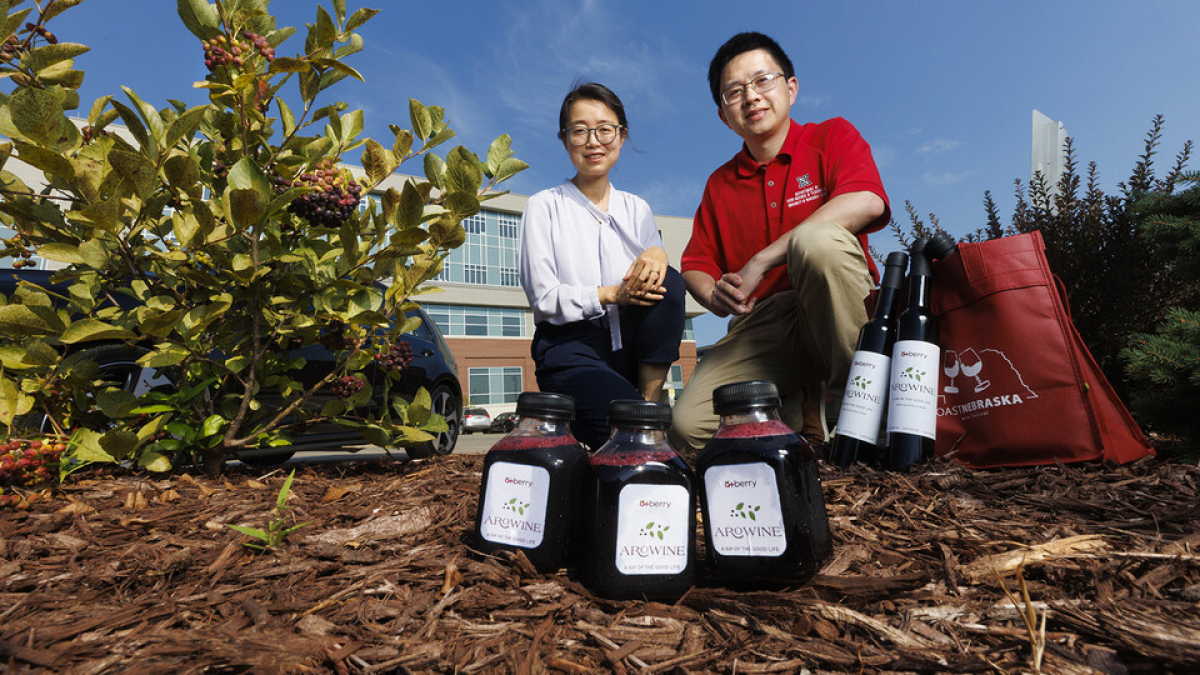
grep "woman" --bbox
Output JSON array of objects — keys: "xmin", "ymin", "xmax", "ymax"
[{"xmin": 519, "ymin": 83, "xmax": 685, "ymax": 450}]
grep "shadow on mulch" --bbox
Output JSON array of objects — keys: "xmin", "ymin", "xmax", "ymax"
[{"xmin": 2, "ymin": 448, "xmax": 1198, "ymax": 673}]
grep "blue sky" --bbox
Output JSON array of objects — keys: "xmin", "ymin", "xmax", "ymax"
[{"xmin": 49, "ymin": 0, "xmax": 1198, "ymax": 345}]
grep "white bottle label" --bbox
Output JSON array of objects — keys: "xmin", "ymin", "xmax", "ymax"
[
  {"xmin": 479, "ymin": 462, "xmax": 550, "ymax": 548},
  {"xmin": 887, "ymin": 339, "xmax": 941, "ymax": 440},
  {"xmin": 836, "ymin": 350, "xmax": 892, "ymax": 444},
  {"xmin": 615, "ymin": 483, "xmax": 690, "ymax": 575},
  {"xmin": 703, "ymin": 462, "xmax": 787, "ymax": 557}
]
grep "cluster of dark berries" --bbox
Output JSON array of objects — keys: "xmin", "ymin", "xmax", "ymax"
[
  {"xmin": 273, "ymin": 159, "xmax": 364, "ymax": 229},
  {"xmin": 80, "ymin": 125, "xmax": 113, "ymax": 145},
  {"xmin": 212, "ymin": 159, "xmax": 229, "ymax": 179},
  {"xmin": 242, "ymin": 30, "xmax": 275, "ymax": 61},
  {"xmin": 0, "ymin": 23, "xmax": 57, "ymax": 64},
  {"xmin": 25, "ymin": 22, "xmax": 57, "ymax": 44},
  {"xmin": 319, "ymin": 321, "xmax": 354, "ymax": 351},
  {"xmin": 330, "ymin": 375, "xmax": 365, "ymax": 400},
  {"xmin": 374, "ymin": 341, "xmax": 414, "ymax": 372},
  {"xmin": 0, "ymin": 437, "xmax": 65, "ymax": 494},
  {"xmin": 3, "ymin": 232, "xmax": 36, "ymax": 268},
  {"xmin": 201, "ymin": 31, "xmax": 274, "ymax": 73}
]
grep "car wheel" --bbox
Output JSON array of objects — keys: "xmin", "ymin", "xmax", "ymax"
[
  {"xmin": 406, "ymin": 384, "xmax": 460, "ymax": 458},
  {"xmin": 20, "ymin": 344, "xmax": 173, "ymax": 435}
]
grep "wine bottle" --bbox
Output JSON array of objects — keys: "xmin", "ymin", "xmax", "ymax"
[
  {"xmin": 829, "ymin": 251, "xmax": 909, "ymax": 466},
  {"xmin": 885, "ymin": 238, "xmax": 942, "ymax": 470}
]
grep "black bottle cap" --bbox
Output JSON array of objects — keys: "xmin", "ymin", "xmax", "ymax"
[
  {"xmin": 712, "ymin": 380, "xmax": 781, "ymax": 414},
  {"xmin": 516, "ymin": 392, "xmax": 575, "ymax": 420},
  {"xmin": 608, "ymin": 399, "xmax": 672, "ymax": 429},
  {"xmin": 881, "ymin": 251, "xmax": 909, "ymax": 290},
  {"xmin": 925, "ymin": 232, "xmax": 957, "ymax": 261},
  {"xmin": 909, "ymin": 250, "xmax": 932, "ymax": 277},
  {"xmin": 909, "ymin": 237, "xmax": 930, "ymax": 255}
]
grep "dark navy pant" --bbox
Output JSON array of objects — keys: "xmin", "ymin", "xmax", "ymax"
[{"xmin": 532, "ymin": 267, "xmax": 685, "ymax": 450}]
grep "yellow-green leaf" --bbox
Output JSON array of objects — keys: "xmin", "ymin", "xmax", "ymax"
[{"xmin": 61, "ymin": 318, "xmax": 136, "ymax": 344}]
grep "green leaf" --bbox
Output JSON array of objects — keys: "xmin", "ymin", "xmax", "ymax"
[
  {"xmin": 64, "ymin": 429, "xmax": 117, "ymax": 465},
  {"xmin": 227, "ymin": 524, "xmax": 270, "ymax": 541},
  {"xmin": 227, "ymin": 156, "xmax": 271, "ymax": 194},
  {"xmin": 312, "ymin": 6, "xmax": 337, "ymax": 48},
  {"xmin": 99, "ymin": 429, "xmax": 139, "ymax": 460},
  {"xmin": 486, "ymin": 134, "xmax": 514, "ymax": 176},
  {"xmin": 36, "ymin": 243, "xmax": 84, "ymax": 264},
  {"xmin": 137, "ymin": 345, "xmax": 191, "ymax": 368},
  {"xmin": 202, "ymin": 414, "xmax": 226, "ymax": 437},
  {"xmin": 361, "ymin": 139, "xmax": 396, "ymax": 185},
  {"xmin": 269, "ymin": 56, "xmax": 311, "ymax": 74},
  {"xmin": 344, "ymin": 7, "xmax": 379, "ymax": 32},
  {"xmin": 495, "ymin": 157, "xmax": 529, "ymax": 183},
  {"xmin": 14, "ymin": 141, "xmax": 75, "ymax": 179},
  {"xmin": 423, "ymin": 152, "xmax": 445, "ymax": 189},
  {"xmin": 446, "ymin": 146, "xmax": 483, "ymax": 194},
  {"xmin": 8, "ymin": 86, "xmax": 67, "ymax": 146},
  {"xmin": 409, "ymin": 99, "xmax": 432, "ymax": 141},
  {"xmin": 23, "ymin": 43, "xmax": 90, "ymax": 75},
  {"xmin": 44, "ymin": 0, "xmax": 86, "ymax": 22},
  {"xmin": 0, "ymin": 303, "xmax": 65, "ymax": 337},
  {"xmin": 138, "ymin": 450, "xmax": 174, "ymax": 473},
  {"xmin": 176, "ymin": 0, "xmax": 221, "ymax": 40},
  {"xmin": 278, "ymin": 97, "xmax": 297, "ymax": 136},
  {"xmin": 61, "ymin": 318, "xmax": 137, "ymax": 344},
  {"xmin": 230, "ymin": 188, "xmax": 267, "ymax": 228}
]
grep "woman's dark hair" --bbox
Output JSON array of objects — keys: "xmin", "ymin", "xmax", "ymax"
[
  {"xmin": 557, "ymin": 82, "xmax": 628, "ymax": 141},
  {"xmin": 707, "ymin": 32, "xmax": 795, "ymax": 107}
]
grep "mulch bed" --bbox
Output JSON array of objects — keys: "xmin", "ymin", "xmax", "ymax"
[{"xmin": 2, "ymin": 450, "xmax": 1198, "ymax": 674}]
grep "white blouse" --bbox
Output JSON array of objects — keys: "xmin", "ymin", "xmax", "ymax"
[{"xmin": 519, "ymin": 180, "xmax": 663, "ymax": 350}]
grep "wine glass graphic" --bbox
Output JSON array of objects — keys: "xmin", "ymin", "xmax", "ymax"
[
  {"xmin": 959, "ymin": 348, "xmax": 990, "ymax": 393},
  {"xmin": 943, "ymin": 350, "xmax": 960, "ymax": 394}
]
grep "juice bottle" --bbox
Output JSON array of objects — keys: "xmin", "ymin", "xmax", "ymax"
[
  {"xmin": 473, "ymin": 392, "xmax": 588, "ymax": 572},
  {"xmin": 696, "ymin": 380, "xmax": 833, "ymax": 587},
  {"xmin": 580, "ymin": 400, "xmax": 696, "ymax": 600}
]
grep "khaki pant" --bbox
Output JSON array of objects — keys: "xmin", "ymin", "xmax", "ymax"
[{"xmin": 671, "ymin": 221, "xmax": 873, "ymax": 450}]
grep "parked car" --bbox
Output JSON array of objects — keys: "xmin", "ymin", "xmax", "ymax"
[
  {"xmin": 490, "ymin": 412, "xmax": 518, "ymax": 433},
  {"xmin": 1, "ymin": 268, "xmax": 463, "ymax": 462},
  {"xmin": 461, "ymin": 407, "xmax": 492, "ymax": 434}
]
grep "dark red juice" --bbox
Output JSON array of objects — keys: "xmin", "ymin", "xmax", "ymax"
[
  {"xmin": 579, "ymin": 400, "xmax": 696, "ymax": 601},
  {"xmin": 581, "ymin": 451, "xmax": 697, "ymax": 600},
  {"xmin": 472, "ymin": 393, "xmax": 587, "ymax": 572},
  {"xmin": 698, "ymin": 419, "xmax": 832, "ymax": 587}
]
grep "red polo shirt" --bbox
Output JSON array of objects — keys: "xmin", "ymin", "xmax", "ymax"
[{"xmin": 682, "ymin": 117, "xmax": 890, "ymax": 299}]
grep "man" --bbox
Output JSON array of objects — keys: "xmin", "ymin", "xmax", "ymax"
[{"xmin": 672, "ymin": 32, "xmax": 891, "ymax": 451}]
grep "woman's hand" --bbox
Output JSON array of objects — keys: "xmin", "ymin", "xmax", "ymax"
[{"xmin": 624, "ymin": 247, "xmax": 668, "ymax": 295}]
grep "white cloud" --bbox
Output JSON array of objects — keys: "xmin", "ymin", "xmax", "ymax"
[
  {"xmin": 922, "ymin": 170, "xmax": 975, "ymax": 186},
  {"xmin": 916, "ymin": 138, "xmax": 964, "ymax": 155}
]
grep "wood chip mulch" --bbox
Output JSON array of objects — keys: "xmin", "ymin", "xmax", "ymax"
[{"xmin": 2, "ymin": 451, "xmax": 1198, "ymax": 674}]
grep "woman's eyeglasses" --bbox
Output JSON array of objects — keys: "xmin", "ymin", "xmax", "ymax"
[{"xmin": 564, "ymin": 124, "xmax": 624, "ymax": 146}]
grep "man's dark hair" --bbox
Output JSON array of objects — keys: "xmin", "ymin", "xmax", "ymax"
[
  {"xmin": 557, "ymin": 82, "xmax": 628, "ymax": 141},
  {"xmin": 707, "ymin": 32, "xmax": 795, "ymax": 107}
]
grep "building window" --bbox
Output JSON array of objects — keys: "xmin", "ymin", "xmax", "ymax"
[
  {"xmin": 683, "ymin": 318, "xmax": 695, "ymax": 341},
  {"xmin": 463, "ymin": 213, "xmax": 486, "ymax": 234},
  {"xmin": 469, "ymin": 366, "xmax": 522, "ymax": 405},
  {"xmin": 667, "ymin": 364, "xmax": 685, "ymax": 404},
  {"xmin": 423, "ymin": 304, "xmax": 528, "ymax": 338},
  {"xmin": 434, "ymin": 209, "xmax": 521, "ymax": 288}
]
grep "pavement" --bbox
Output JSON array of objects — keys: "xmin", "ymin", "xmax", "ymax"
[{"xmin": 289, "ymin": 429, "xmax": 497, "ymax": 464}]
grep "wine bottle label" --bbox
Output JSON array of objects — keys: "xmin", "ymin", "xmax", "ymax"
[
  {"xmin": 615, "ymin": 483, "xmax": 690, "ymax": 575},
  {"xmin": 478, "ymin": 462, "xmax": 550, "ymax": 548},
  {"xmin": 886, "ymin": 340, "xmax": 941, "ymax": 440},
  {"xmin": 836, "ymin": 350, "xmax": 892, "ymax": 444},
  {"xmin": 703, "ymin": 462, "xmax": 787, "ymax": 557}
]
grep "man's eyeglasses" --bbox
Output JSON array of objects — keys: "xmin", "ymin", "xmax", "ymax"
[
  {"xmin": 720, "ymin": 72, "xmax": 786, "ymax": 106},
  {"xmin": 564, "ymin": 124, "xmax": 623, "ymax": 146}
]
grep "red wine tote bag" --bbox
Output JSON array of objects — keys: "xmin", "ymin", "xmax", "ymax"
[{"xmin": 930, "ymin": 231, "xmax": 1153, "ymax": 468}]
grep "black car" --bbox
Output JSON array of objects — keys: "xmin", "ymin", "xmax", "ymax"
[
  {"xmin": 489, "ymin": 412, "xmax": 518, "ymax": 433},
  {"xmin": 2, "ymin": 268, "xmax": 463, "ymax": 463}
]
